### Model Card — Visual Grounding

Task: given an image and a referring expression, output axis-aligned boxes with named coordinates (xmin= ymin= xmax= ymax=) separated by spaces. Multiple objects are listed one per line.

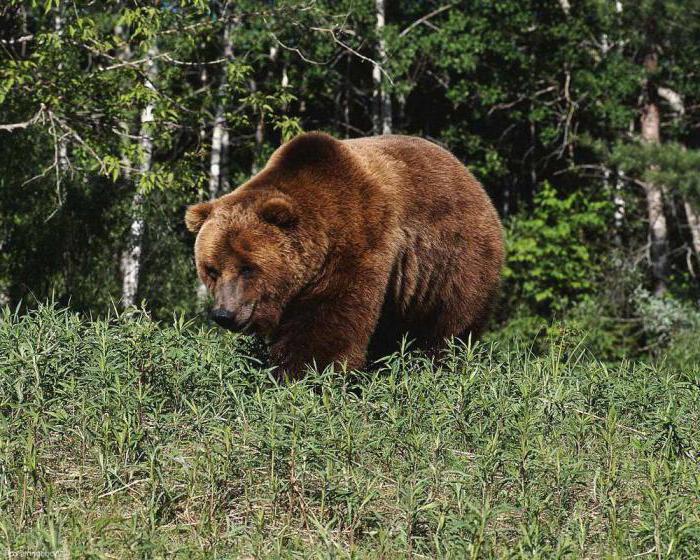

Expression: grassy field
xmin=1 ymin=305 xmax=699 ymax=559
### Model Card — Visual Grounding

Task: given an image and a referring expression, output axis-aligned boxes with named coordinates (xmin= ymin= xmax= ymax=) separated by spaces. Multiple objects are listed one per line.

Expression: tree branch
xmin=399 ymin=3 xmax=455 ymax=37
xmin=0 ymin=105 xmax=45 ymax=132
xmin=0 ymin=34 xmax=34 ymax=45
xmin=657 ymin=86 xmax=684 ymax=115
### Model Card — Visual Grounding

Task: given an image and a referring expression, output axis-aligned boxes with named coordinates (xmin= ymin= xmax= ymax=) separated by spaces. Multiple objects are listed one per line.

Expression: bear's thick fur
xmin=186 ymin=133 xmax=504 ymax=377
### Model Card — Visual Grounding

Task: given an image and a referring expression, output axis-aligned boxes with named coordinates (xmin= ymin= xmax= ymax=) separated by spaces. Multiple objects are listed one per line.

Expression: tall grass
xmin=1 ymin=304 xmax=699 ymax=558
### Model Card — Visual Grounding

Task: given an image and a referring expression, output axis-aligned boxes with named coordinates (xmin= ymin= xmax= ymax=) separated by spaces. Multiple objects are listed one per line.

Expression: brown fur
xmin=185 ymin=132 xmax=504 ymax=378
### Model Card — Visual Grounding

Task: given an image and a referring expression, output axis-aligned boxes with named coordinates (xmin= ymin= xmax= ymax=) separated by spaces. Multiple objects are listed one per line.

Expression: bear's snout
xmin=209 ymin=308 xmax=238 ymax=330
xmin=209 ymin=303 xmax=255 ymax=332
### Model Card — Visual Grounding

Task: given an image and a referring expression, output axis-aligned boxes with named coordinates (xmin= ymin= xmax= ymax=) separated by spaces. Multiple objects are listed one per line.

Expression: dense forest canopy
xmin=1 ymin=0 xmax=699 ymax=356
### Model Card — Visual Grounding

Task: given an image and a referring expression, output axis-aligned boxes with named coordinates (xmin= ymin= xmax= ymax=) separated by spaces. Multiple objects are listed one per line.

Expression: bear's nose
xmin=209 ymin=308 xmax=237 ymax=330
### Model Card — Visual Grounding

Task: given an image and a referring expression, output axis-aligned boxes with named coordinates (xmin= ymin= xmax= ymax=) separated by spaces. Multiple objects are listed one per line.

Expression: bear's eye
xmin=239 ymin=265 xmax=255 ymax=279
xmin=205 ymin=265 xmax=220 ymax=281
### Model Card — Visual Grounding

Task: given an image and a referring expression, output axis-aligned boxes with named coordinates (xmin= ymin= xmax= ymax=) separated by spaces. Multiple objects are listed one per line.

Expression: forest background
xmin=2 ymin=0 xmax=700 ymax=360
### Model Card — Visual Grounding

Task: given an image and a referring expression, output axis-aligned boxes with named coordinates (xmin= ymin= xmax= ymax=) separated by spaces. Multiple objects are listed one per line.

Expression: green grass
xmin=1 ymin=304 xmax=699 ymax=559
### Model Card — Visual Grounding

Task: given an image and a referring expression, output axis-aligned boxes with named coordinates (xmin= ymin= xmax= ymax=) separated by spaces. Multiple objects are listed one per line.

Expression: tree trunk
xmin=54 ymin=6 xmax=69 ymax=178
xmin=0 ymin=235 xmax=8 ymax=306
xmin=613 ymin=170 xmax=626 ymax=245
xmin=281 ymin=62 xmax=289 ymax=89
xmin=684 ymin=199 xmax=700 ymax=259
xmin=343 ymin=54 xmax=351 ymax=138
xmin=254 ymin=107 xmax=264 ymax=174
xmin=601 ymin=3 xmax=624 ymax=245
xmin=120 ymin=44 xmax=157 ymax=308
xmin=373 ymin=0 xmax=391 ymax=135
xmin=640 ymin=52 xmax=668 ymax=297
xmin=250 ymin=44 xmax=281 ymax=174
xmin=209 ymin=108 xmax=226 ymax=199
xmin=249 ymin=78 xmax=264 ymax=175
xmin=208 ymin=21 xmax=234 ymax=200
xmin=397 ymin=91 xmax=406 ymax=131
xmin=654 ymin=85 xmax=698 ymax=277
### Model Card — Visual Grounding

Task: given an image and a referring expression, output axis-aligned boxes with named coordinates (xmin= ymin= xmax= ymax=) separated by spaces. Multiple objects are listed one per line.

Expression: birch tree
xmin=54 ymin=5 xmax=69 ymax=181
xmin=249 ymin=75 xmax=265 ymax=175
xmin=120 ymin=44 xmax=158 ymax=309
xmin=209 ymin=20 xmax=235 ymax=200
xmin=372 ymin=0 xmax=391 ymax=135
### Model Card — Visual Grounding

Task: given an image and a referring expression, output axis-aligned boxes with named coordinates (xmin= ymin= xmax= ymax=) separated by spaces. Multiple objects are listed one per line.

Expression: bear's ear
xmin=185 ymin=202 xmax=213 ymax=233
xmin=258 ymin=197 xmax=298 ymax=228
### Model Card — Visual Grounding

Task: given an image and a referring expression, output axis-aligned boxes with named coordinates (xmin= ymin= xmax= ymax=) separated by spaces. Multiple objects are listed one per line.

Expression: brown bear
xmin=185 ymin=132 xmax=504 ymax=378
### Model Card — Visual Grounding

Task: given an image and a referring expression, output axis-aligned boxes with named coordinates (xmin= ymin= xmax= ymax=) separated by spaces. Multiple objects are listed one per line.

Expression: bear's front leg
xmin=269 ymin=279 xmax=387 ymax=379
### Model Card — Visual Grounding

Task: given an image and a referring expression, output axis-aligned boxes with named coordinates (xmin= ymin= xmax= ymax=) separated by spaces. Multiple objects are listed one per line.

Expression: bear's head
xmin=185 ymin=190 xmax=321 ymax=335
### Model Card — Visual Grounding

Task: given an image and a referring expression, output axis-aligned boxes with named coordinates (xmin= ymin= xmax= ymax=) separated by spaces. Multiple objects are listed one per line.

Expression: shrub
xmin=503 ymin=182 xmax=612 ymax=314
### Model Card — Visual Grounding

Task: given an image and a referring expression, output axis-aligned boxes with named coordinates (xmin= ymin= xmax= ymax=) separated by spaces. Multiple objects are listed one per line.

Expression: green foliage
xmin=1 ymin=0 xmax=700 ymax=330
xmin=504 ymin=182 xmax=611 ymax=313
xmin=612 ymin=141 xmax=700 ymax=201
xmin=1 ymin=305 xmax=699 ymax=557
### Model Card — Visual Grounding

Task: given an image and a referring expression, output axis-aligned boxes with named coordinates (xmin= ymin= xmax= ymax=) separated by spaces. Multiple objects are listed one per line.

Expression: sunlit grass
xmin=1 ymin=304 xmax=699 ymax=558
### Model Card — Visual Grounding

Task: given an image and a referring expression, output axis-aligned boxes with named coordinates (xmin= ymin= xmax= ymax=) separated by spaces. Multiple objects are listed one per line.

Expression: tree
xmin=120 ymin=44 xmax=158 ymax=309
xmin=372 ymin=0 xmax=391 ymax=135
xmin=639 ymin=51 xmax=669 ymax=296
xmin=209 ymin=17 xmax=235 ymax=200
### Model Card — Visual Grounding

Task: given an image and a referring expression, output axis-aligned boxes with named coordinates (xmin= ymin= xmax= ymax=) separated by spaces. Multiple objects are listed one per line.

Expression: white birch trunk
xmin=252 ymin=104 xmax=264 ymax=175
xmin=120 ymin=44 xmax=158 ymax=308
xmin=605 ymin=166 xmax=626 ymax=244
xmin=209 ymin=104 xmax=226 ymax=199
xmin=55 ymin=7 xmax=69 ymax=178
xmin=373 ymin=0 xmax=392 ymax=135
xmin=281 ymin=63 xmax=289 ymax=89
xmin=208 ymin=22 xmax=234 ymax=200
xmin=248 ymin=73 xmax=262 ymax=175
xmin=372 ymin=60 xmax=381 ymax=134
xmin=602 ymin=3 xmax=624 ymax=243
xmin=613 ymin=171 xmax=626 ymax=242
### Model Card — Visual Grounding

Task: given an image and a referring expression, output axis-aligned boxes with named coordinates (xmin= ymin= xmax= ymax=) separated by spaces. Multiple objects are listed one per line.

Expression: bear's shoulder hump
xmin=273 ymin=132 xmax=346 ymax=171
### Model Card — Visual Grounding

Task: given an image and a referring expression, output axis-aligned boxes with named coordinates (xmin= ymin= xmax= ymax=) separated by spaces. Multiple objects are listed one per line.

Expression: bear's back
xmin=342 ymin=135 xmax=499 ymax=236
